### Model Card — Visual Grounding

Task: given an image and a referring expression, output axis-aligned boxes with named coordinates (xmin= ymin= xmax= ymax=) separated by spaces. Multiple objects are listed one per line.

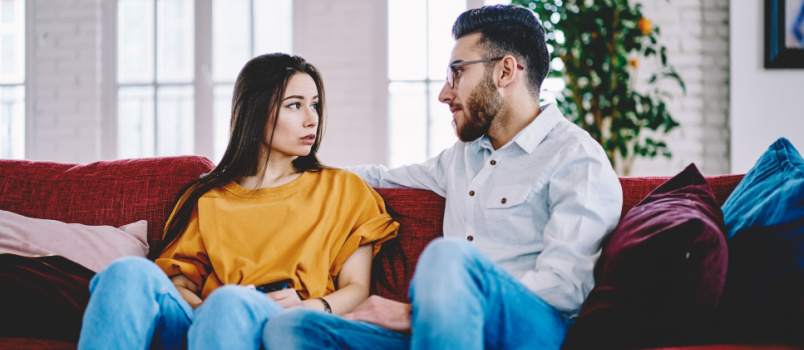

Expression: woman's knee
xmin=91 ymin=257 xmax=163 ymax=292
xmin=200 ymin=285 xmax=282 ymax=317
xmin=99 ymin=256 xmax=159 ymax=279
xmin=202 ymin=285 xmax=253 ymax=309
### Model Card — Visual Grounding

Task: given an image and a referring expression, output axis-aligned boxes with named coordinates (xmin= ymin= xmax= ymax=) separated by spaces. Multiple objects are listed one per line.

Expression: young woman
xmin=77 ymin=54 xmax=398 ymax=350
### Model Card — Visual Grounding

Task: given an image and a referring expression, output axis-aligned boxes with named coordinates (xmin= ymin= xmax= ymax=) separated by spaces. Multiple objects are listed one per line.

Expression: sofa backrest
xmin=370 ymin=173 xmax=747 ymax=302
xmin=0 ymin=156 xmax=215 ymax=247
xmin=0 ymin=156 xmax=746 ymax=303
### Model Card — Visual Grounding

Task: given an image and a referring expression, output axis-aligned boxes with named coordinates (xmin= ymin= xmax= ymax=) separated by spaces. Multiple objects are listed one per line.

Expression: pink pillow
xmin=0 ymin=210 xmax=148 ymax=272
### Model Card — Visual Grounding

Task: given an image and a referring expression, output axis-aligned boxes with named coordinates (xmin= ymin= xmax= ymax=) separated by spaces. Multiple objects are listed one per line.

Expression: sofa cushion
xmin=710 ymin=221 xmax=804 ymax=345
xmin=0 ymin=254 xmax=94 ymax=342
xmin=711 ymin=137 xmax=804 ymax=345
xmin=562 ymin=163 xmax=728 ymax=350
xmin=0 ymin=156 xmax=215 ymax=249
xmin=0 ymin=210 xmax=147 ymax=272
xmin=721 ymin=137 xmax=804 ymax=239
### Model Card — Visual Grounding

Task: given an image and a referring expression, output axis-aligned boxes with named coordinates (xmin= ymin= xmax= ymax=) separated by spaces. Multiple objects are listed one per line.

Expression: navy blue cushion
xmin=710 ymin=221 xmax=804 ymax=344
xmin=710 ymin=137 xmax=804 ymax=345
xmin=721 ymin=137 xmax=804 ymax=239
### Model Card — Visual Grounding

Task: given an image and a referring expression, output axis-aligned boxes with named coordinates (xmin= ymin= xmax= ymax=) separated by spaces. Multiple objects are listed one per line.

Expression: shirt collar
xmin=472 ymin=103 xmax=565 ymax=154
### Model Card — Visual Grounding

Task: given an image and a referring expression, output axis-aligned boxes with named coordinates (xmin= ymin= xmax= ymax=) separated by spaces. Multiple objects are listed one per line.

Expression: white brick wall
xmin=22 ymin=0 xmax=730 ymax=176
xmin=629 ymin=0 xmax=730 ymax=176
xmin=27 ymin=0 xmax=101 ymax=163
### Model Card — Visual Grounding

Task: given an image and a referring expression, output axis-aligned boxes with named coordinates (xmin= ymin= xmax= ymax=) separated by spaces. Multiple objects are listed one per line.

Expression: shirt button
xmin=490 ymin=160 xmax=497 ymax=165
xmin=501 ymin=198 xmax=507 ymax=204
xmin=469 ymin=190 xmax=475 ymax=196
xmin=467 ymin=235 xmax=474 ymax=242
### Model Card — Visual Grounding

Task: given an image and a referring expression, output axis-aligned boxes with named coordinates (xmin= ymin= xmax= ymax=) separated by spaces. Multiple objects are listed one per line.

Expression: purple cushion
xmin=0 ymin=254 xmax=94 ymax=342
xmin=563 ymin=163 xmax=728 ymax=350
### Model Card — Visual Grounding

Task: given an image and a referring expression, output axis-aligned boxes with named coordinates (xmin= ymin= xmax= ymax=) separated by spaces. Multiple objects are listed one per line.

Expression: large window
xmin=387 ymin=0 xmax=562 ymax=167
xmin=116 ymin=0 xmax=291 ymax=162
xmin=0 ymin=0 xmax=25 ymax=159
xmin=387 ymin=0 xmax=463 ymax=167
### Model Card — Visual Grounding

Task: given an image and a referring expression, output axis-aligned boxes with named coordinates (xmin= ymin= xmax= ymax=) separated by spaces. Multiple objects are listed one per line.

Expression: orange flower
xmin=637 ymin=17 xmax=652 ymax=35
xmin=629 ymin=58 xmax=639 ymax=68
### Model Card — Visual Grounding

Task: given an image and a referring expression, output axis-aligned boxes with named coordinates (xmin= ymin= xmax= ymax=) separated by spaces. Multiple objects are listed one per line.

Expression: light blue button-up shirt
xmin=349 ymin=103 xmax=623 ymax=316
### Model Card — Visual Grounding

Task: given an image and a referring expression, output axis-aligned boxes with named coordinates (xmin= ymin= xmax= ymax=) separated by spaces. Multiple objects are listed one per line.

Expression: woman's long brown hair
xmin=149 ymin=53 xmax=327 ymax=260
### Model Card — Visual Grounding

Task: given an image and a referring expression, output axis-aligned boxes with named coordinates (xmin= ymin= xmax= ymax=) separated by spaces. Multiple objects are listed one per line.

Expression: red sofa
xmin=0 ymin=156 xmax=798 ymax=350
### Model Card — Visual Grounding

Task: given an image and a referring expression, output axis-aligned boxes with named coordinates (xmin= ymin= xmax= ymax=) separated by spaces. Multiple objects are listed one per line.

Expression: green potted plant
xmin=513 ymin=0 xmax=685 ymax=175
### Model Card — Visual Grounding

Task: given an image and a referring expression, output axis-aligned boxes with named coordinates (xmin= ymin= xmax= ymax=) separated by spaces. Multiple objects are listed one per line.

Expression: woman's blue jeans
xmin=77 ymin=257 xmax=284 ymax=350
xmin=264 ymin=238 xmax=571 ymax=350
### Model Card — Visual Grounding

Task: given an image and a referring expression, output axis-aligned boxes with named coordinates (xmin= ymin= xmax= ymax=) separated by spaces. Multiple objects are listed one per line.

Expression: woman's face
xmin=263 ymin=73 xmax=320 ymax=161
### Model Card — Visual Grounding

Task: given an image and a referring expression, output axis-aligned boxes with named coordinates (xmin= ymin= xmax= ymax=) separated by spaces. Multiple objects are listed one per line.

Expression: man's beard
xmin=456 ymin=71 xmax=505 ymax=142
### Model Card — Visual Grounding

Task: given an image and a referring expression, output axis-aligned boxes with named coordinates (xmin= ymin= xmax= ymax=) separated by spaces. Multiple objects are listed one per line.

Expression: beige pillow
xmin=0 ymin=210 xmax=148 ymax=272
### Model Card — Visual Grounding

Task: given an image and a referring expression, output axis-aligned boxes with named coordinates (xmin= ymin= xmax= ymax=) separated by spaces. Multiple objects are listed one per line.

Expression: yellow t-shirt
xmin=155 ymin=168 xmax=399 ymax=300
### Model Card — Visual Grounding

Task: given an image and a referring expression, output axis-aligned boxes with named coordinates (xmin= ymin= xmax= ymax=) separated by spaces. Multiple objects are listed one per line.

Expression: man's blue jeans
xmin=77 ymin=257 xmax=284 ymax=349
xmin=264 ymin=238 xmax=571 ymax=350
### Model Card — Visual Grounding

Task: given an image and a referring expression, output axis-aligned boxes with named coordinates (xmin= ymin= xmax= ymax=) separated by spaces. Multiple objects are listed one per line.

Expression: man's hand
xmin=266 ymin=288 xmax=302 ymax=309
xmin=342 ymin=295 xmax=412 ymax=334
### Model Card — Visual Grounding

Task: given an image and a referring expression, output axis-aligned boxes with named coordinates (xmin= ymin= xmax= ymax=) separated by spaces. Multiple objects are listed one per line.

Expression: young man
xmin=263 ymin=5 xmax=622 ymax=349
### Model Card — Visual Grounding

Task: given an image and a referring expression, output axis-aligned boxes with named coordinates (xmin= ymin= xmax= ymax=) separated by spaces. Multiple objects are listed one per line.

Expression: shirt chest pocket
xmin=483 ymin=185 xmax=537 ymax=244
xmin=485 ymin=184 xmax=531 ymax=209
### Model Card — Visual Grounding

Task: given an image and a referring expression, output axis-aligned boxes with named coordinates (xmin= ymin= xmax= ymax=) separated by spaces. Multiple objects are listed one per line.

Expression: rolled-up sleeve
xmin=518 ymin=143 xmax=622 ymax=315
xmin=154 ymin=207 xmax=212 ymax=289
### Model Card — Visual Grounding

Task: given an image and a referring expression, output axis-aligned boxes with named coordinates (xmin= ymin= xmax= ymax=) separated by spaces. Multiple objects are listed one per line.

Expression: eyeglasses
xmin=446 ymin=57 xmax=525 ymax=88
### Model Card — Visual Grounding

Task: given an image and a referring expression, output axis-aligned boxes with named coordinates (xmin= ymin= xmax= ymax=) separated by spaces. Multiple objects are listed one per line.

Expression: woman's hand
xmin=266 ymin=288 xmax=302 ymax=308
xmin=171 ymin=274 xmax=203 ymax=309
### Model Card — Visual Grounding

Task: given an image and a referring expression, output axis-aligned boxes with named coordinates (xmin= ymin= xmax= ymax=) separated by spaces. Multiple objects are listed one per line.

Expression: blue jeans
xmin=264 ymin=238 xmax=571 ymax=350
xmin=77 ymin=257 xmax=284 ymax=350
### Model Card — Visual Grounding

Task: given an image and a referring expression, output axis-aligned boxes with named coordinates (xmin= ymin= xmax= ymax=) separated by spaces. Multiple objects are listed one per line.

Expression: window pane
xmin=156 ymin=0 xmax=193 ymax=83
xmin=0 ymin=85 xmax=24 ymax=159
xmin=0 ymin=0 xmax=24 ymax=83
xmin=118 ymin=86 xmax=155 ymax=158
xmin=427 ymin=0 xmax=464 ymax=81
xmin=213 ymin=83 xmax=233 ymax=163
xmin=156 ymin=85 xmax=194 ymax=156
xmin=428 ymin=81 xmax=456 ymax=158
xmin=388 ymin=82 xmax=427 ymax=167
xmin=118 ymin=0 xmax=155 ymax=84
xmin=254 ymin=0 xmax=293 ymax=55
xmin=212 ymin=0 xmax=251 ymax=82
xmin=388 ymin=0 xmax=426 ymax=81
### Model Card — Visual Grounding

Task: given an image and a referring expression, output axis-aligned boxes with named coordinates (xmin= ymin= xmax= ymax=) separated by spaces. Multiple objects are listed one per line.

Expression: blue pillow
xmin=722 ymin=137 xmax=804 ymax=239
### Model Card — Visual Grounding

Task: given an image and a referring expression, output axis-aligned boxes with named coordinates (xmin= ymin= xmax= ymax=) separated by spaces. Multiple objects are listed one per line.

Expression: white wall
xmin=25 ymin=0 xmax=103 ymax=163
xmin=730 ymin=1 xmax=804 ymax=174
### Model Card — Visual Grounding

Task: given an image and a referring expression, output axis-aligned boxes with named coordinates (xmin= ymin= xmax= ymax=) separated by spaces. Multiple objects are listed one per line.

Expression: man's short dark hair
xmin=452 ymin=4 xmax=550 ymax=96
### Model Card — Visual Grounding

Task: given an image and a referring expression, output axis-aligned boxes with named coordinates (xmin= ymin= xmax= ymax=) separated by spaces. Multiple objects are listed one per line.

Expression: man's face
xmin=439 ymin=33 xmax=505 ymax=142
